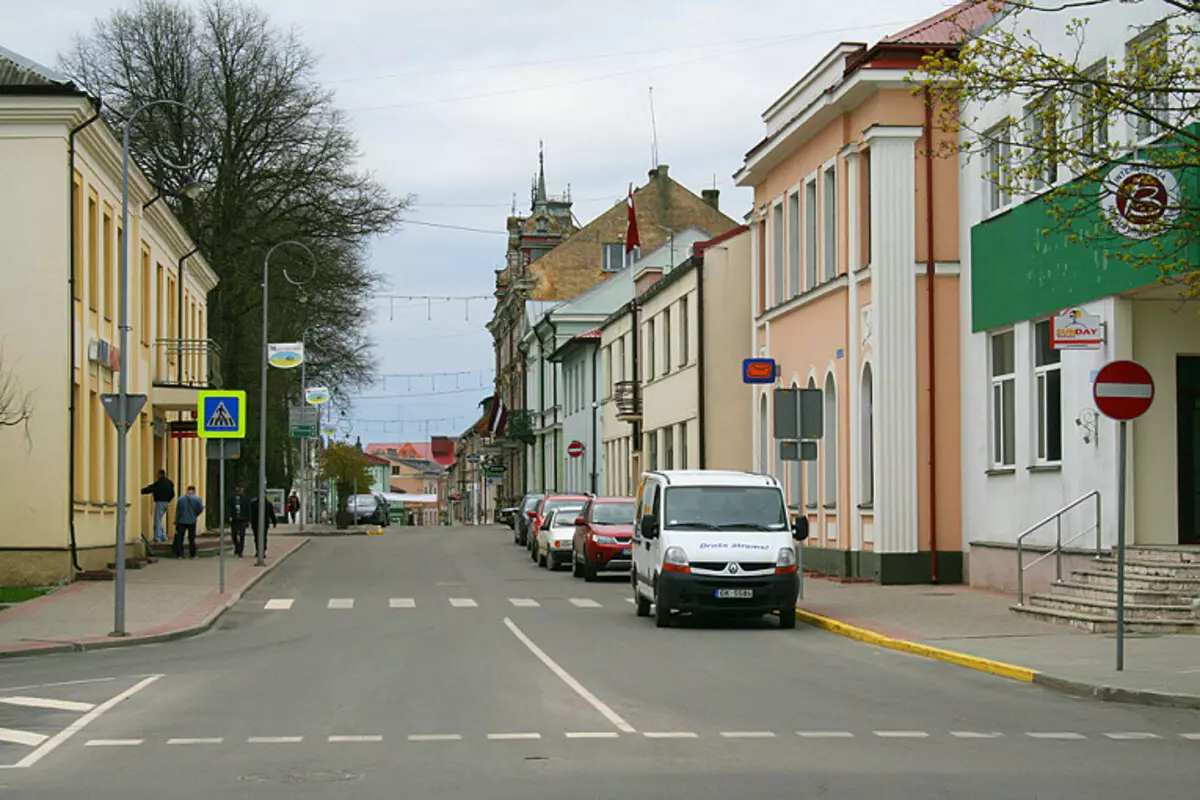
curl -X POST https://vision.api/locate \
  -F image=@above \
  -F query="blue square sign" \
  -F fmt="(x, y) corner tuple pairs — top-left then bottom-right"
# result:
(197, 390), (246, 439)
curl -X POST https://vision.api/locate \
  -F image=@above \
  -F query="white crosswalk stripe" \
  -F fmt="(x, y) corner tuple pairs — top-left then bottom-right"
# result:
(389, 598), (415, 608)
(508, 598), (540, 607)
(264, 598), (294, 610)
(327, 598), (354, 609)
(0, 696), (95, 712)
(0, 727), (49, 746)
(569, 598), (601, 608)
(449, 598), (478, 607)
(85, 739), (144, 747)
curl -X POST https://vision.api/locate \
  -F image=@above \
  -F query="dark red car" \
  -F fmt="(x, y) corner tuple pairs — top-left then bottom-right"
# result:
(528, 494), (590, 562)
(571, 497), (635, 581)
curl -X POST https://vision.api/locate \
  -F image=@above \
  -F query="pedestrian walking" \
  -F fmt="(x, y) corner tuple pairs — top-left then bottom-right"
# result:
(250, 494), (277, 560)
(226, 486), (250, 557)
(141, 469), (175, 543)
(173, 485), (204, 559)
(287, 491), (300, 524)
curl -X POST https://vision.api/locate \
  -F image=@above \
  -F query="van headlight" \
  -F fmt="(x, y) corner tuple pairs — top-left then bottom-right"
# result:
(663, 545), (690, 573)
(776, 546), (798, 574)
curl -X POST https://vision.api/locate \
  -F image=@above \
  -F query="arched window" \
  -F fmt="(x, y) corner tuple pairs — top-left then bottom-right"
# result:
(805, 377), (818, 507)
(824, 372), (838, 506)
(861, 364), (874, 504)
(759, 393), (769, 474)
(789, 381), (802, 506)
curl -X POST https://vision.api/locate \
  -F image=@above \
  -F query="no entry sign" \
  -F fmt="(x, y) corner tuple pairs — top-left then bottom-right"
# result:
(1093, 360), (1154, 421)
(567, 440), (585, 458)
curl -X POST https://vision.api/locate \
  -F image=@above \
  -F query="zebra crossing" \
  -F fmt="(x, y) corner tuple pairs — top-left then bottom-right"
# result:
(257, 596), (628, 611)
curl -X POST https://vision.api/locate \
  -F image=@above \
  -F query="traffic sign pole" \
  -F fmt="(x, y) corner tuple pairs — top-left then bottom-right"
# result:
(1116, 421), (1127, 671)
(219, 439), (226, 594)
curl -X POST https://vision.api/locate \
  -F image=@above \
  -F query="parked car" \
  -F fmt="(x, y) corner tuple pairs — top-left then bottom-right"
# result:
(499, 506), (519, 529)
(528, 494), (590, 560)
(346, 493), (389, 526)
(536, 506), (584, 570)
(571, 496), (635, 581)
(514, 492), (544, 546)
(631, 470), (807, 629)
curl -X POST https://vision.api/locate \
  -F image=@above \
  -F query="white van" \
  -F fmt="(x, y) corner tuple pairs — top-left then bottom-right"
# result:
(631, 470), (808, 629)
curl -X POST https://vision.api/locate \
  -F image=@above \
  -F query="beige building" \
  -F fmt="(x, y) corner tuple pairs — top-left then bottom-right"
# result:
(0, 48), (217, 585)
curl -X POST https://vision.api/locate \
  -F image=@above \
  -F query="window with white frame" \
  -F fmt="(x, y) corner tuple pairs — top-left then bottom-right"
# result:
(990, 330), (1016, 468)
(645, 318), (655, 379)
(662, 307), (671, 375)
(1027, 94), (1059, 190)
(1127, 22), (1168, 141)
(823, 372), (837, 505)
(603, 345), (612, 399)
(1078, 60), (1109, 158)
(615, 336), (624, 383)
(679, 296), (689, 367)
(983, 120), (1012, 214)
(678, 421), (687, 470)
(823, 165), (837, 281)
(772, 203), (784, 305)
(787, 191), (800, 297)
(602, 243), (624, 272)
(648, 429), (659, 470)
(664, 425), (674, 469)
(804, 180), (818, 289)
(860, 364), (873, 504)
(1034, 320), (1062, 463)
(805, 376), (818, 507)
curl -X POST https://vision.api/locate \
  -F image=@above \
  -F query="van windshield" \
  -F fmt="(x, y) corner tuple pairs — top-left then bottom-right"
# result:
(663, 486), (788, 531)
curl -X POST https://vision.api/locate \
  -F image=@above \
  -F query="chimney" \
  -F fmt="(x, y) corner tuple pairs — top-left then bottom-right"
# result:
(648, 164), (669, 182)
(701, 189), (720, 210)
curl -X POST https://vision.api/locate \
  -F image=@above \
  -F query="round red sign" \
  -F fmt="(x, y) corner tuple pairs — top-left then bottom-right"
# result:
(1093, 360), (1154, 421)
(567, 440), (585, 458)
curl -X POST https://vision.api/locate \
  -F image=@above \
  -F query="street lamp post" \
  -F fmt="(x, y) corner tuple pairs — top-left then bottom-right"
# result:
(113, 99), (206, 637)
(256, 241), (317, 566)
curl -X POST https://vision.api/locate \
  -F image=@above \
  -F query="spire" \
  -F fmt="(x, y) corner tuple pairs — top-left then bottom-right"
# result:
(534, 140), (547, 205)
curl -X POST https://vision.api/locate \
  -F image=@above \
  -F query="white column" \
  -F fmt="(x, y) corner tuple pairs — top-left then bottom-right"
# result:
(842, 141), (861, 551)
(863, 125), (922, 555)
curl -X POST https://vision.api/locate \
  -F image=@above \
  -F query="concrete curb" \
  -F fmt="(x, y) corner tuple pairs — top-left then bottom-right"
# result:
(795, 607), (1200, 710)
(0, 538), (310, 661)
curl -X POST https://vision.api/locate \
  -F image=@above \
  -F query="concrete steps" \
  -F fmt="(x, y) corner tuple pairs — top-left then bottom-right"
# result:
(1072, 568), (1200, 595)
(1010, 603), (1198, 634)
(1050, 580), (1191, 607)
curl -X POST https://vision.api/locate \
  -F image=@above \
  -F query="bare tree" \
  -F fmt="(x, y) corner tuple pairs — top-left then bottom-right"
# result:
(61, 0), (411, 486)
(0, 342), (34, 440)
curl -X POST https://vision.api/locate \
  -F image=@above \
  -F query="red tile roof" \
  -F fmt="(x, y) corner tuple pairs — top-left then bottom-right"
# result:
(881, 0), (995, 45)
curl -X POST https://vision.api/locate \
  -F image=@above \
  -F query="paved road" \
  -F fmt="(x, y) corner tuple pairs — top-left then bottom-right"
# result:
(0, 526), (1197, 798)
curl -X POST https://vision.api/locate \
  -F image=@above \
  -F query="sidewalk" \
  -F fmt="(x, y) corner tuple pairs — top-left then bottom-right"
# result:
(0, 536), (308, 659)
(798, 577), (1200, 709)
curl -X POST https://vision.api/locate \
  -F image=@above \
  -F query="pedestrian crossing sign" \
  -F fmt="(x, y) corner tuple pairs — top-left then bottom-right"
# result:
(197, 390), (246, 439)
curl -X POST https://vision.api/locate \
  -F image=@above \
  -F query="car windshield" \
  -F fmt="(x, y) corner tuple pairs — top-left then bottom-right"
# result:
(663, 486), (788, 530)
(552, 508), (582, 527)
(591, 502), (634, 525)
(543, 498), (585, 516)
(522, 495), (544, 511)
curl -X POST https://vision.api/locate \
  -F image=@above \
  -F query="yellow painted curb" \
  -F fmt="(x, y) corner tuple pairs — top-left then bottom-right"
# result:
(795, 608), (1038, 684)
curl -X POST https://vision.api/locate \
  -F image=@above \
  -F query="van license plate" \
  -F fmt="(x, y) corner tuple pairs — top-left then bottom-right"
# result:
(715, 588), (754, 599)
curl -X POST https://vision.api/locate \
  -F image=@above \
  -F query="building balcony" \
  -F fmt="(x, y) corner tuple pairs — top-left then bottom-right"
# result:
(151, 338), (222, 410)
(498, 408), (535, 448)
(614, 380), (642, 421)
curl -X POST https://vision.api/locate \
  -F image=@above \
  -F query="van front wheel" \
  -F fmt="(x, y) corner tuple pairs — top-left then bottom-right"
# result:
(654, 587), (671, 628)
(778, 607), (797, 630)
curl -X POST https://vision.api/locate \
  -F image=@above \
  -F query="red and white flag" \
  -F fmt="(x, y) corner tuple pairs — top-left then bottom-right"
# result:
(625, 183), (641, 255)
(490, 398), (507, 436)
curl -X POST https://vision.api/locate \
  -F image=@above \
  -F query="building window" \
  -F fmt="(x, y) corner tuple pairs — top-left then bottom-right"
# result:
(73, 382), (85, 496)
(615, 337), (624, 383)
(804, 179), (818, 290)
(759, 393), (769, 473)
(679, 421), (687, 470)
(787, 191), (800, 297)
(664, 426), (674, 469)
(823, 165), (837, 281)
(1078, 60), (1109, 157)
(679, 296), (689, 367)
(662, 307), (671, 376)
(140, 246), (152, 347)
(823, 373), (837, 505)
(983, 120), (1012, 214)
(648, 429), (659, 471)
(89, 390), (101, 501)
(861, 364), (874, 504)
(102, 210), (113, 320)
(1127, 22), (1167, 141)
(990, 330), (1016, 468)
(604, 345), (613, 399)
(87, 195), (99, 312)
(772, 202), (784, 305)
(1027, 94), (1059, 190)
(602, 243), (626, 272)
(72, 173), (83, 299)
(806, 377), (818, 507)
(1034, 320), (1062, 463)
(860, 150), (871, 268)
(645, 318), (655, 379)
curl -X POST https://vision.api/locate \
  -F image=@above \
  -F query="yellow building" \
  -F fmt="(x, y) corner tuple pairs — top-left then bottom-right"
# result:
(0, 47), (217, 585)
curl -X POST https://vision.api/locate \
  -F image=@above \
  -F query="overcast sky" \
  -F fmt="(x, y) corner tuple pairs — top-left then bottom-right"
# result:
(8, 0), (954, 444)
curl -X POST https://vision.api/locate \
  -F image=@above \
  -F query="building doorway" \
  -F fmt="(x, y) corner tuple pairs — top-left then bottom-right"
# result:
(1176, 356), (1200, 544)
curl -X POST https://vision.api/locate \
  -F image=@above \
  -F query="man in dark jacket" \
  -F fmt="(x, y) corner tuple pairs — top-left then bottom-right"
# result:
(141, 470), (175, 543)
(173, 485), (204, 559)
(250, 495), (277, 560)
(226, 486), (251, 557)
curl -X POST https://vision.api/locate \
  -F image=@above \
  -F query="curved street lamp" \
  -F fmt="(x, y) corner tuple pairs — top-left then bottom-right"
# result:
(256, 241), (318, 566)
(114, 99), (209, 637)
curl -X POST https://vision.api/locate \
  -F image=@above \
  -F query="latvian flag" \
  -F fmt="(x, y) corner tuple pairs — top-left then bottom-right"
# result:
(490, 398), (508, 436)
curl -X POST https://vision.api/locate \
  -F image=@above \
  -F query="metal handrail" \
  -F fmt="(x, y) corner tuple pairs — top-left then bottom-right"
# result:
(1016, 490), (1102, 606)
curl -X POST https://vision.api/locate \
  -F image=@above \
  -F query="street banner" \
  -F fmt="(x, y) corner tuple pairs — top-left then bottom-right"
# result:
(267, 342), (304, 369)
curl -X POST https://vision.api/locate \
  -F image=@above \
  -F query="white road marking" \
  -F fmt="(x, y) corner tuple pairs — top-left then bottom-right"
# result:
(624, 598), (635, 604)
(0, 678), (116, 693)
(1027, 732), (1086, 740)
(720, 731), (776, 739)
(328, 735), (383, 743)
(449, 598), (478, 608)
(389, 598), (415, 608)
(508, 598), (540, 607)
(408, 734), (462, 741)
(167, 738), (223, 745)
(1181, 733), (1200, 740)
(874, 731), (930, 738)
(264, 599), (294, 610)
(84, 739), (143, 747)
(950, 731), (1004, 739)
(565, 732), (620, 739)
(1104, 732), (1160, 740)
(569, 598), (601, 608)
(0, 729), (48, 747)
(797, 731), (855, 738)
(503, 617), (636, 734)
(643, 732), (698, 739)
(487, 733), (541, 740)
(0, 674), (162, 770)
(327, 598), (354, 609)
(0, 697), (95, 713)
(247, 736), (303, 743)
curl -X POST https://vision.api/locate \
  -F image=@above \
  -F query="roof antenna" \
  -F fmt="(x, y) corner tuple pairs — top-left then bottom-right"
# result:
(649, 86), (659, 170)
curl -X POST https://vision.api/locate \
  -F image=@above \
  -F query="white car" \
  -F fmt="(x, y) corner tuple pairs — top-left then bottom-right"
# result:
(536, 506), (583, 570)
(631, 470), (807, 629)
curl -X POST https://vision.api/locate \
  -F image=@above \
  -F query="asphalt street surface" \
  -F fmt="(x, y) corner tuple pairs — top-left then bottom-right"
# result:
(0, 525), (1197, 799)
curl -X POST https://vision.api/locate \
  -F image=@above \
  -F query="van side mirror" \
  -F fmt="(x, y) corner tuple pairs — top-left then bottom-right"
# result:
(639, 514), (659, 539)
(792, 514), (809, 542)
